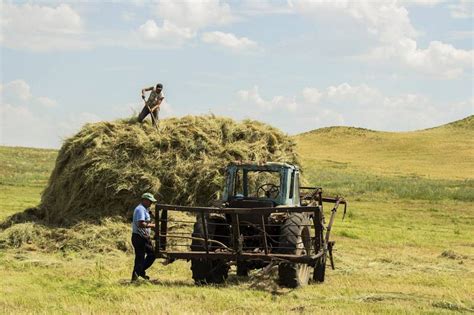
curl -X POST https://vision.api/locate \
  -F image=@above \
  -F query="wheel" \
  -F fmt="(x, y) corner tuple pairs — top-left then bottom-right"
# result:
(190, 216), (229, 284)
(313, 253), (326, 282)
(236, 261), (249, 277)
(277, 213), (312, 288)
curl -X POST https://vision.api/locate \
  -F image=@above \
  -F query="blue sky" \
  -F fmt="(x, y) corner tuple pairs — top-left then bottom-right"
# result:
(1, 0), (473, 148)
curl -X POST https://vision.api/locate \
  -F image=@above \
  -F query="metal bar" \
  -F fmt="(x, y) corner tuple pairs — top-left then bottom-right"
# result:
(324, 203), (340, 245)
(311, 208), (319, 256)
(231, 213), (242, 254)
(163, 235), (231, 250)
(200, 211), (210, 254)
(321, 197), (346, 205)
(159, 208), (168, 250)
(166, 234), (231, 239)
(261, 215), (269, 255)
(156, 251), (324, 264)
(155, 204), (320, 214)
(155, 205), (161, 255)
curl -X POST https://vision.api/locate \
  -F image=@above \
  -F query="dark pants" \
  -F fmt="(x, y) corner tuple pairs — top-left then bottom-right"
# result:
(138, 105), (159, 124)
(131, 233), (156, 278)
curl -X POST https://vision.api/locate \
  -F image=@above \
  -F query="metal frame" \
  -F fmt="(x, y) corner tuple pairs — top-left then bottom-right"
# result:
(153, 192), (346, 266)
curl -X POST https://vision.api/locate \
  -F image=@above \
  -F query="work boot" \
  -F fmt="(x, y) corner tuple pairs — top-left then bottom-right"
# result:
(140, 273), (150, 280)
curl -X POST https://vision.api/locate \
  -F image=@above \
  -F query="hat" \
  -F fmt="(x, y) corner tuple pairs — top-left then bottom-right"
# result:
(141, 192), (157, 203)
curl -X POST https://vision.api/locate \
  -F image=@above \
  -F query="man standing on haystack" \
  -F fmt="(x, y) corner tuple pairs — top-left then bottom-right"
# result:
(138, 83), (164, 126)
(131, 192), (157, 282)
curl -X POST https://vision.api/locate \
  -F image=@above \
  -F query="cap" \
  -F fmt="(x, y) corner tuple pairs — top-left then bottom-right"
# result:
(156, 83), (163, 89)
(141, 192), (157, 203)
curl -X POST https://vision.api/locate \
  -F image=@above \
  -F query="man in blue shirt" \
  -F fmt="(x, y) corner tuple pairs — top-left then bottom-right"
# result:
(131, 192), (157, 281)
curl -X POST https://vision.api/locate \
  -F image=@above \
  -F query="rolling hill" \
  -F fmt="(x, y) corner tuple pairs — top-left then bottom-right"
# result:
(295, 115), (474, 181)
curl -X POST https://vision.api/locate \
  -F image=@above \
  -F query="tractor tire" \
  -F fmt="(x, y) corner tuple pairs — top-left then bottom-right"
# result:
(277, 213), (312, 288)
(190, 216), (229, 285)
(236, 261), (249, 277)
(313, 253), (326, 282)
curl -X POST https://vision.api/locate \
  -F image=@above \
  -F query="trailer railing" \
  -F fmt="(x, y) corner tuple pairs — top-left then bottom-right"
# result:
(153, 195), (346, 266)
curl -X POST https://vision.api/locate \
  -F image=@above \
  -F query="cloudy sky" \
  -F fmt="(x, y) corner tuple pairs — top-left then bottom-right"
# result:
(1, 0), (473, 148)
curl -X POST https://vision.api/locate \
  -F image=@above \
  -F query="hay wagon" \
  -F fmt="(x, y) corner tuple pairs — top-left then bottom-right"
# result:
(153, 162), (346, 288)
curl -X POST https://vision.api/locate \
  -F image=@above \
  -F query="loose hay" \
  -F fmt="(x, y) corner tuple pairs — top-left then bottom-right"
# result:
(38, 115), (298, 225)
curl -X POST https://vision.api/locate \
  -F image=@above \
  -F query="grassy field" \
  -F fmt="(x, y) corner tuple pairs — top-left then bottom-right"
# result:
(1, 117), (473, 314)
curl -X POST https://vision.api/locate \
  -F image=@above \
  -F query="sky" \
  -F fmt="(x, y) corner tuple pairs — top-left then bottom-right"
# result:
(0, 0), (473, 149)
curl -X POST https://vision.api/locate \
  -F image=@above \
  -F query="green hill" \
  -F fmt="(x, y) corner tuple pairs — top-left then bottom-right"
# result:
(295, 115), (474, 181)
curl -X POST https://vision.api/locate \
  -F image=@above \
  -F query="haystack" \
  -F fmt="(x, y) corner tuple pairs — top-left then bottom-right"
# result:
(39, 115), (298, 224)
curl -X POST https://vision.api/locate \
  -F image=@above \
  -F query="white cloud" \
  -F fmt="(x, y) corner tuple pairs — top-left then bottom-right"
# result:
(399, 0), (444, 7)
(201, 31), (259, 52)
(121, 11), (136, 22)
(449, 0), (474, 19)
(1, 79), (60, 108)
(57, 112), (101, 135)
(1, 80), (32, 102)
(302, 87), (323, 104)
(231, 82), (473, 133)
(0, 102), (101, 148)
(239, 0), (293, 15)
(137, 19), (195, 46)
(154, 0), (234, 29)
(1, 3), (89, 52)
(238, 86), (297, 111)
(36, 96), (58, 108)
(0, 79), (99, 148)
(0, 103), (55, 148)
(290, 0), (473, 79)
(449, 30), (474, 40)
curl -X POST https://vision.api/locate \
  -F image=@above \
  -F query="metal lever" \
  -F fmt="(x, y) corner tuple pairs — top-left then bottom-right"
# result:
(328, 241), (335, 270)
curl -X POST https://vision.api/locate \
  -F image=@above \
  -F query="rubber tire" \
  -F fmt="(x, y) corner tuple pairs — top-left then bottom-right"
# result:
(190, 217), (229, 284)
(278, 213), (312, 288)
(236, 261), (249, 277)
(313, 254), (326, 283)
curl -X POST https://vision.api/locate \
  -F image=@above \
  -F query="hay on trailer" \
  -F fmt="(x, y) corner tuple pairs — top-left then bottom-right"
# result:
(39, 115), (298, 225)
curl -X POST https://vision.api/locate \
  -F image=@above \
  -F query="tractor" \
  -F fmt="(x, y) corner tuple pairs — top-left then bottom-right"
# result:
(154, 162), (346, 288)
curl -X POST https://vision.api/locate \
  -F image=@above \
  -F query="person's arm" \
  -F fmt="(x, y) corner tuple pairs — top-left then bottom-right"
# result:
(138, 220), (155, 228)
(150, 99), (162, 112)
(141, 86), (154, 100)
(150, 92), (164, 112)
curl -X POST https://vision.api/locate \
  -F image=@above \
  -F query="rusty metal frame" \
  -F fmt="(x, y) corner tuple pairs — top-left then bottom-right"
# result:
(153, 194), (346, 265)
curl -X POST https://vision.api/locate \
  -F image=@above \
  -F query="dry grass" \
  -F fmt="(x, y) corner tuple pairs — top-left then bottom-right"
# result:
(11, 115), (297, 226)
(1, 115), (473, 313)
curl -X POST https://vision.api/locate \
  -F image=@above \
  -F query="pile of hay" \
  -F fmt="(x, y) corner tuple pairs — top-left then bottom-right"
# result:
(38, 115), (298, 225)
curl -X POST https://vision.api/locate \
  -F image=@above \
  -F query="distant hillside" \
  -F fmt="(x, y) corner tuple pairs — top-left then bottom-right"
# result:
(442, 115), (474, 130)
(294, 115), (474, 180)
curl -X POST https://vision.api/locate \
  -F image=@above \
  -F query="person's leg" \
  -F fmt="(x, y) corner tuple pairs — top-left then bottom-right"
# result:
(143, 239), (156, 273)
(151, 108), (159, 125)
(137, 105), (150, 122)
(131, 234), (146, 280)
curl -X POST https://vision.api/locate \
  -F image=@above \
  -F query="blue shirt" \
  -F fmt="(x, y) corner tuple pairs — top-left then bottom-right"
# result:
(132, 203), (151, 238)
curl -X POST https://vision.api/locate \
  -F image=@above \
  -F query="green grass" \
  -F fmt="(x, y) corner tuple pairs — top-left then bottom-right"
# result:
(0, 146), (56, 221)
(1, 116), (473, 314)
